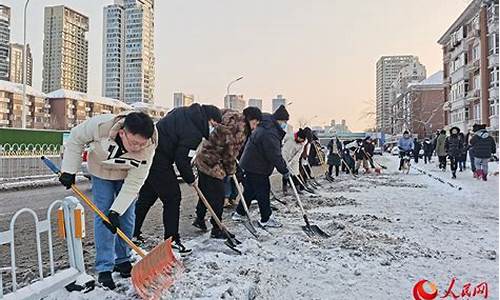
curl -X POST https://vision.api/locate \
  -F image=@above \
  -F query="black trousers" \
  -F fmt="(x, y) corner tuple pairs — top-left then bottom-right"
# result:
(195, 171), (224, 229)
(282, 175), (302, 190)
(134, 165), (182, 240)
(235, 172), (272, 222)
(328, 164), (339, 176)
(438, 156), (447, 170)
(424, 153), (432, 164)
(449, 156), (458, 173)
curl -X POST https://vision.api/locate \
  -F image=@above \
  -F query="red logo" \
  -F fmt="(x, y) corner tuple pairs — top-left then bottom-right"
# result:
(412, 278), (488, 300)
(413, 279), (438, 300)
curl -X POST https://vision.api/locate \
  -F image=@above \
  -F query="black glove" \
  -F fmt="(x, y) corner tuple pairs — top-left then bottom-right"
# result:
(59, 172), (75, 189)
(104, 210), (120, 234)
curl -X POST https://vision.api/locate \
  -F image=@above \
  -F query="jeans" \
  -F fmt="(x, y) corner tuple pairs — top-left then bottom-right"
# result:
(135, 165), (181, 240)
(474, 157), (489, 174)
(223, 176), (238, 200)
(92, 176), (135, 273)
(469, 149), (476, 172)
(235, 172), (272, 222)
(196, 171), (225, 228)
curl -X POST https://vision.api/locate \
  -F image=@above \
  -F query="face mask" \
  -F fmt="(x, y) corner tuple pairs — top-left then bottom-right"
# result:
(280, 123), (288, 131)
(209, 125), (215, 134)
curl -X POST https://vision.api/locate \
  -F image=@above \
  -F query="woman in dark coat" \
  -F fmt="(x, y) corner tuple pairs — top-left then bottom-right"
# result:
(327, 137), (342, 178)
(445, 126), (464, 179)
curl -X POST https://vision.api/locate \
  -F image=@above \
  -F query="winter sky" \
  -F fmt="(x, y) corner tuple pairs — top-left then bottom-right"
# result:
(4, 0), (471, 131)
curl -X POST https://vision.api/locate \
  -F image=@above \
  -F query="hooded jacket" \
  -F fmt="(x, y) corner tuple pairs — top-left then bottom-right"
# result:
(470, 129), (497, 159)
(239, 113), (289, 176)
(195, 110), (247, 180)
(154, 103), (210, 184)
(398, 136), (414, 152)
(282, 133), (304, 175)
(61, 112), (158, 215)
(445, 127), (463, 157)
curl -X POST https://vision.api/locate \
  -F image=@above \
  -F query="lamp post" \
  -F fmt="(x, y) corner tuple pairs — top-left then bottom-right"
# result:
(226, 76), (244, 96)
(22, 0), (31, 129)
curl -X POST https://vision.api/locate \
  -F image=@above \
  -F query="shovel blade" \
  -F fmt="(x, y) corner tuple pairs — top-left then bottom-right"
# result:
(310, 225), (330, 238)
(224, 239), (242, 255)
(131, 238), (184, 300)
(242, 220), (260, 239)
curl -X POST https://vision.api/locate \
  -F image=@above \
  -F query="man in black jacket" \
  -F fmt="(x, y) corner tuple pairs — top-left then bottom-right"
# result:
(133, 103), (222, 255)
(232, 105), (291, 228)
(445, 127), (463, 179)
(470, 124), (497, 181)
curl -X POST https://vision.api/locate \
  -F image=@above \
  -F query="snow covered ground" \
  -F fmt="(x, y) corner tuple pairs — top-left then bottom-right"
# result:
(45, 155), (499, 299)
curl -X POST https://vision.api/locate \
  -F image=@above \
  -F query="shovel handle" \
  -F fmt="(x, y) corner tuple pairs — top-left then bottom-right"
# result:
(41, 156), (147, 258)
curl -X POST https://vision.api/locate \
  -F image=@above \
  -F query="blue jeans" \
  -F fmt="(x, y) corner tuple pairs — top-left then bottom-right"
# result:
(474, 157), (489, 174)
(92, 176), (135, 273)
(223, 176), (238, 200)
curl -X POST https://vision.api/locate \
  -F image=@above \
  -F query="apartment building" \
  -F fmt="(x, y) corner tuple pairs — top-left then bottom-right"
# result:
(0, 5), (10, 81)
(438, 0), (499, 137)
(248, 98), (263, 110)
(173, 92), (194, 108)
(9, 43), (32, 86)
(42, 6), (89, 93)
(224, 94), (246, 112)
(0, 80), (50, 129)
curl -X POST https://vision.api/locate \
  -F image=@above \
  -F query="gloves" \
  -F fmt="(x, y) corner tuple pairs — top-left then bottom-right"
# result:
(104, 210), (120, 234)
(283, 172), (291, 180)
(188, 178), (198, 187)
(59, 172), (75, 189)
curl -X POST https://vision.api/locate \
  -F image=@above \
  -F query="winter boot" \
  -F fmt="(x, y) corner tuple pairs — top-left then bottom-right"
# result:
(98, 271), (116, 290)
(192, 217), (208, 232)
(231, 211), (245, 221)
(282, 184), (289, 196)
(482, 172), (488, 181)
(172, 238), (192, 257)
(113, 261), (132, 278)
(259, 214), (283, 228)
(452, 172), (456, 179)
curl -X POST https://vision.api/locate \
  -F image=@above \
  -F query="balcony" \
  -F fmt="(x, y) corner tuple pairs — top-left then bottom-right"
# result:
(489, 87), (499, 100)
(0, 97), (10, 103)
(465, 29), (480, 42)
(443, 101), (452, 111)
(466, 89), (481, 101)
(0, 119), (10, 125)
(466, 59), (480, 72)
(488, 53), (499, 69)
(0, 108), (9, 113)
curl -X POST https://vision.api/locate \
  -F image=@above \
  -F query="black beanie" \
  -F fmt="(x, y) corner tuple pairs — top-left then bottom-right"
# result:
(243, 106), (262, 122)
(296, 128), (307, 140)
(272, 105), (289, 121)
(202, 105), (222, 123)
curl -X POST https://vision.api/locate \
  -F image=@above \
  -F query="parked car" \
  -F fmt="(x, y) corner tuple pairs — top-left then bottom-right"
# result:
(373, 147), (383, 155)
(391, 147), (400, 156)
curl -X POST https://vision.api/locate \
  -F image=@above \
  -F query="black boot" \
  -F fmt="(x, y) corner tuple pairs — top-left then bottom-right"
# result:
(452, 172), (456, 179)
(98, 271), (116, 290)
(172, 237), (193, 257)
(113, 261), (132, 278)
(192, 217), (208, 232)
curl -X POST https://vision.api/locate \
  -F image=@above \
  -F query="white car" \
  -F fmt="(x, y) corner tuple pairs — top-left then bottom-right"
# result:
(391, 147), (400, 156)
(373, 147), (383, 155)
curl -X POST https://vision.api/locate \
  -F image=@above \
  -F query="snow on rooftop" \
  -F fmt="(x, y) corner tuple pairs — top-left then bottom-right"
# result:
(130, 101), (169, 111)
(46, 89), (132, 109)
(409, 71), (443, 87)
(0, 80), (46, 98)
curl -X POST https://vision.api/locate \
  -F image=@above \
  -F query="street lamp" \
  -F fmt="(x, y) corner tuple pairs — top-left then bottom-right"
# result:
(22, 0), (31, 129)
(226, 76), (244, 96)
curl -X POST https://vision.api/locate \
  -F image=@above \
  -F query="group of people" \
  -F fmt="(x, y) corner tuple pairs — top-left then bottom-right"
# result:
(58, 103), (302, 289)
(397, 124), (497, 180)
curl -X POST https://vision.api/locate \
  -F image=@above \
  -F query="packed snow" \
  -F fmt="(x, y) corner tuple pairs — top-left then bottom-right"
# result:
(40, 155), (499, 299)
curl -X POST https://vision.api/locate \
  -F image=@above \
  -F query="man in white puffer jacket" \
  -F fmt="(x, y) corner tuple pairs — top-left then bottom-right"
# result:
(59, 111), (157, 290)
(281, 128), (307, 195)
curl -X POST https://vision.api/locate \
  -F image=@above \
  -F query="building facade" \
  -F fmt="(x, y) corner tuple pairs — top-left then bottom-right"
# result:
(102, 0), (155, 104)
(46, 89), (131, 130)
(0, 80), (51, 129)
(272, 95), (287, 112)
(9, 43), (32, 86)
(406, 71), (446, 138)
(0, 5), (10, 81)
(438, 0), (499, 137)
(42, 6), (89, 94)
(390, 58), (427, 134)
(173, 92), (194, 108)
(247, 98), (263, 110)
(224, 94), (245, 112)
(376, 55), (418, 133)
(130, 101), (168, 121)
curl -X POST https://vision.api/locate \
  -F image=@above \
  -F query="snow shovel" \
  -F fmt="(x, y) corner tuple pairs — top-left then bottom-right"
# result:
(41, 156), (182, 300)
(295, 175), (316, 195)
(301, 164), (321, 188)
(231, 174), (260, 239)
(288, 177), (329, 238)
(362, 149), (387, 171)
(341, 157), (357, 179)
(192, 183), (242, 255)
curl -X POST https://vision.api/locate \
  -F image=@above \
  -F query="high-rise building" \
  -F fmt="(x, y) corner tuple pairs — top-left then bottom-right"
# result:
(42, 6), (89, 94)
(173, 92), (194, 107)
(376, 55), (418, 133)
(9, 43), (32, 86)
(0, 5), (10, 81)
(272, 94), (287, 112)
(248, 98), (262, 110)
(102, 0), (155, 104)
(389, 57), (427, 134)
(438, 0), (499, 136)
(224, 94), (245, 112)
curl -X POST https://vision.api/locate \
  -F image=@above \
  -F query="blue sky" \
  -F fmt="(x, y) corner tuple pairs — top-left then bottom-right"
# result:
(4, 0), (470, 130)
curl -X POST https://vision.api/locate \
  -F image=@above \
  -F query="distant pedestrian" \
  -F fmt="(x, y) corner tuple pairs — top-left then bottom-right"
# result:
(423, 138), (433, 164)
(469, 124), (497, 181)
(413, 138), (422, 164)
(445, 127), (463, 179)
(327, 136), (342, 179)
(435, 130), (447, 171)
(458, 132), (467, 171)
